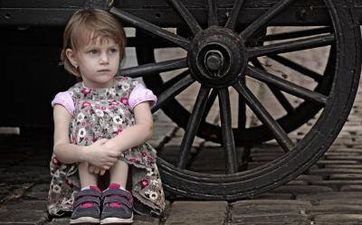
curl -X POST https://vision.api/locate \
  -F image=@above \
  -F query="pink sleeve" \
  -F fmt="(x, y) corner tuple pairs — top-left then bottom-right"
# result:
(51, 91), (75, 115)
(129, 83), (157, 110)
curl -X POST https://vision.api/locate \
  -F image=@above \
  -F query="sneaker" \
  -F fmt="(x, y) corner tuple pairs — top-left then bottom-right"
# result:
(100, 184), (134, 224)
(70, 186), (101, 224)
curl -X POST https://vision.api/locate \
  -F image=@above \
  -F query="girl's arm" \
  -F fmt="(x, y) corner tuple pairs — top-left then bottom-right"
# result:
(105, 102), (154, 152)
(53, 105), (118, 169)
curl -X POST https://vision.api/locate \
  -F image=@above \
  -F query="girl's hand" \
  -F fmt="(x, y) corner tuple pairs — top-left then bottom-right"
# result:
(84, 138), (119, 169)
(88, 164), (106, 176)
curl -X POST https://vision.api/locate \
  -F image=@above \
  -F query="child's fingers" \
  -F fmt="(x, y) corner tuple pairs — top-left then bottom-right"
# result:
(89, 164), (100, 174)
(104, 163), (112, 170)
(107, 151), (121, 158)
(93, 167), (100, 174)
(99, 169), (106, 176)
(88, 165), (95, 173)
(106, 153), (119, 161)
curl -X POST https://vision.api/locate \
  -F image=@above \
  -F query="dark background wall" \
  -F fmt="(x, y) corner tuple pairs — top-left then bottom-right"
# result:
(0, 26), (77, 128)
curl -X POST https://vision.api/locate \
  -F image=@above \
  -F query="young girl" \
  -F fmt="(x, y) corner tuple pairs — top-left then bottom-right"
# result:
(47, 9), (165, 224)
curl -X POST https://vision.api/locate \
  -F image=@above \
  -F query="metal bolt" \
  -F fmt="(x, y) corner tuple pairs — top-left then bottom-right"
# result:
(205, 50), (224, 71)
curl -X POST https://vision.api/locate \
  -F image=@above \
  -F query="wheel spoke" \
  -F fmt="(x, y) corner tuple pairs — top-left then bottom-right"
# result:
(238, 91), (246, 129)
(119, 58), (187, 78)
(265, 27), (332, 42)
(268, 55), (323, 82)
(178, 86), (211, 169)
(152, 74), (195, 113)
(225, 0), (245, 29)
(248, 34), (335, 58)
(168, 0), (202, 35)
(247, 66), (328, 105)
(207, 0), (219, 26)
(233, 81), (294, 152)
(201, 89), (218, 122)
(218, 88), (238, 173)
(240, 0), (297, 39)
(127, 37), (178, 48)
(110, 7), (190, 49)
(269, 87), (295, 114)
(158, 69), (191, 93)
(251, 59), (294, 114)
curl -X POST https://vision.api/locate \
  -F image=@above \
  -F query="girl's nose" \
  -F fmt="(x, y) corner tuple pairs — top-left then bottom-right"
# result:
(99, 52), (109, 64)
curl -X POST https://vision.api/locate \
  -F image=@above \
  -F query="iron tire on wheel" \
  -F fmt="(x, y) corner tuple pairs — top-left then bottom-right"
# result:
(111, 0), (361, 200)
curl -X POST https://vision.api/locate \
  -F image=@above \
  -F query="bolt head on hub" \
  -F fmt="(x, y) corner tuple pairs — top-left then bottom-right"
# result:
(205, 50), (224, 72)
(188, 27), (247, 88)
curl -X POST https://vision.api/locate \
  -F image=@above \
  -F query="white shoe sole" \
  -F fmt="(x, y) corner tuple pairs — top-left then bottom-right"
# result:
(70, 217), (100, 224)
(100, 214), (134, 224)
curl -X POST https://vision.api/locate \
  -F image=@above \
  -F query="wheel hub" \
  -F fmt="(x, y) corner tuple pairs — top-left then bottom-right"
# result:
(188, 27), (247, 88)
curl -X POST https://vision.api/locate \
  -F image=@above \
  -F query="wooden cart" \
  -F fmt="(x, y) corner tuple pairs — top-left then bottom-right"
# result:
(1, 0), (361, 200)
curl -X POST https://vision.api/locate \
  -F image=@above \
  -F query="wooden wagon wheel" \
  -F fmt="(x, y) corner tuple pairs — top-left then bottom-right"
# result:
(136, 29), (336, 147)
(111, 0), (361, 200)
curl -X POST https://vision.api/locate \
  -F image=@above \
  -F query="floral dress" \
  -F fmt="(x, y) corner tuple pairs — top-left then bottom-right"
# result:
(47, 76), (165, 216)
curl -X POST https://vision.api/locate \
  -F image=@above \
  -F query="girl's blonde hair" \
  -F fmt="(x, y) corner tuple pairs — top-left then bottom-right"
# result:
(61, 9), (127, 76)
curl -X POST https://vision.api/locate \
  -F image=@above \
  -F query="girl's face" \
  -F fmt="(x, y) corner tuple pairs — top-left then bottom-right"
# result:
(66, 35), (120, 89)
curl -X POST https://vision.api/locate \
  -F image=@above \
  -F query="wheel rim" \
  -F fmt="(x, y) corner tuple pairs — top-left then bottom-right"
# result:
(111, 0), (361, 199)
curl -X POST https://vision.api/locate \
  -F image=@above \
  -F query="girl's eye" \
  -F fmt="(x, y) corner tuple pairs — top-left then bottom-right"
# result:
(109, 48), (119, 53)
(88, 49), (98, 54)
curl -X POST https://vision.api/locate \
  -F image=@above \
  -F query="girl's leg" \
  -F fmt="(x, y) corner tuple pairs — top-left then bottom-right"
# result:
(70, 162), (101, 224)
(101, 161), (133, 223)
(109, 160), (128, 188)
(78, 162), (98, 187)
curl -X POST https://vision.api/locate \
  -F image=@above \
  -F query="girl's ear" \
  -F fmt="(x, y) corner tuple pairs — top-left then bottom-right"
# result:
(65, 48), (78, 68)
